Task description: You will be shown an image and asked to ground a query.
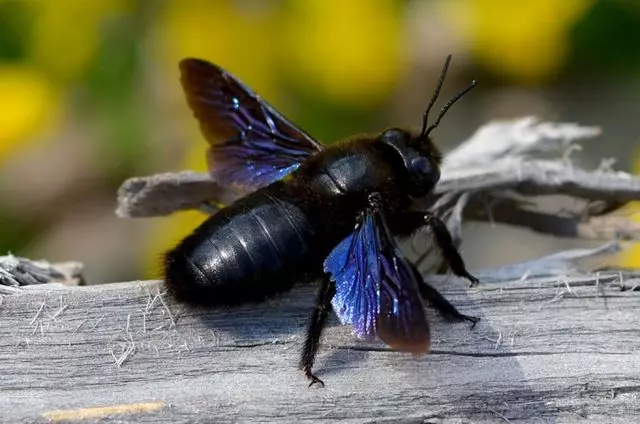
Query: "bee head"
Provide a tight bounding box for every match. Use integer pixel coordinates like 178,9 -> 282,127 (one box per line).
379,127 -> 441,197
378,55 -> 476,197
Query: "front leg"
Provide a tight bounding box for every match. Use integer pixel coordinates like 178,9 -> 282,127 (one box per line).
392,211 -> 479,287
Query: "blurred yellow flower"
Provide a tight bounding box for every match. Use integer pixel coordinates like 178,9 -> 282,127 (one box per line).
0,65 -> 58,161
283,0 -> 403,104
619,150 -> 640,268
29,0 -> 133,82
158,0 -> 279,99
443,0 -> 595,82
620,217 -> 640,266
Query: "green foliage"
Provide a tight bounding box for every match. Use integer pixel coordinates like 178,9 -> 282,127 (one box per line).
568,1 -> 640,75
84,10 -> 148,182
0,2 -> 31,61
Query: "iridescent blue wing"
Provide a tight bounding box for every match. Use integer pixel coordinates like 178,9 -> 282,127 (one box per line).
324,208 -> 430,354
180,59 -> 323,190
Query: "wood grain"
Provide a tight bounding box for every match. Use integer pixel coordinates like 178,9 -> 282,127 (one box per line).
1,273 -> 639,423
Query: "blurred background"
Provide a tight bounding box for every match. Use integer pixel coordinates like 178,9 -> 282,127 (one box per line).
0,0 -> 639,284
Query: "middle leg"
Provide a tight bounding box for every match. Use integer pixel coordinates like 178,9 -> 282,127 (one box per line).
392,210 -> 479,286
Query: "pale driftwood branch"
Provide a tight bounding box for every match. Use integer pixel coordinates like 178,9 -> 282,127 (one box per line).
0,255 -> 84,288
473,241 -> 622,282
463,198 -> 640,240
443,116 -> 602,167
1,271 -> 639,423
437,159 -> 640,202
116,171 -> 239,218
114,118 -> 640,244
116,160 -> 640,218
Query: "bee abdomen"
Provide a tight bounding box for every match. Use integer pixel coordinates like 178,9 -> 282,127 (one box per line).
164,193 -> 315,306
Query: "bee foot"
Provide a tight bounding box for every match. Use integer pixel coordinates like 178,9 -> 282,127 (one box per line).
305,370 -> 325,388
464,314 -> 481,329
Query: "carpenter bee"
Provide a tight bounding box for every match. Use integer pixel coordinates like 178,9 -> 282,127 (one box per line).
164,55 -> 479,387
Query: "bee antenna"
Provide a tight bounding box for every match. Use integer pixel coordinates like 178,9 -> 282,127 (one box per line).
420,55 -> 451,138
420,55 -> 477,139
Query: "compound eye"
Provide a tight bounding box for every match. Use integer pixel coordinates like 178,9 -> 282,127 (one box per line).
380,128 -> 407,145
410,157 -> 431,174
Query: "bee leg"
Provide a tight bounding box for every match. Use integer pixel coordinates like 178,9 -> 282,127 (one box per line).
300,277 -> 336,388
390,211 -> 478,286
421,211 -> 479,287
408,263 -> 479,328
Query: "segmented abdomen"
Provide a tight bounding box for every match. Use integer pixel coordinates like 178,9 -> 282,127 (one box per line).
164,189 -> 315,306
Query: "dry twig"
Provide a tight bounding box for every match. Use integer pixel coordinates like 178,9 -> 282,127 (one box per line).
115,117 -> 640,246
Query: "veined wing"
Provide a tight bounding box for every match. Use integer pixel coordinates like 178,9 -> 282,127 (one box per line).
180,59 -> 323,190
324,205 -> 430,354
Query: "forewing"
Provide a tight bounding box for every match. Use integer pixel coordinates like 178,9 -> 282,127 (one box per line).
179,59 -> 323,189
324,210 -> 430,353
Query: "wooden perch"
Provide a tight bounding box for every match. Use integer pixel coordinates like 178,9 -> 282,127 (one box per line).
1,271 -> 639,423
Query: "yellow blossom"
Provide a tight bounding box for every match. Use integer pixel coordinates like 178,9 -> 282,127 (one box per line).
28,0 -> 133,82
157,0 -> 279,100
618,149 -> 640,268
282,0 -> 403,104
442,0 -> 595,82
0,65 -> 58,161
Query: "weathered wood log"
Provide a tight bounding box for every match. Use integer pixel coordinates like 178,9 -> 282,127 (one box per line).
1,270 -> 639,423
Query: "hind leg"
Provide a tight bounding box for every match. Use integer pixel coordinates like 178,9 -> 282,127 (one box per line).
300,276 -> 335,387
408,263 -> 479,326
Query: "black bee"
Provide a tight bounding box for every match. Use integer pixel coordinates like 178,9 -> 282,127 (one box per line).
164,55 -> 479,387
